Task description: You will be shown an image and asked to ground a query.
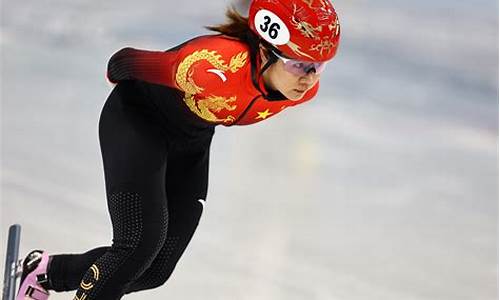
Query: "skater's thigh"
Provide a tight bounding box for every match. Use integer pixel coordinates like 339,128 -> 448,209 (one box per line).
165,142 -> 212,234
166,143 -> 211,206
98,81 -> 169,186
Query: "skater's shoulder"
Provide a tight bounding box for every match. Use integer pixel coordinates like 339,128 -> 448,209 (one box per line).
177,34 -> 250,58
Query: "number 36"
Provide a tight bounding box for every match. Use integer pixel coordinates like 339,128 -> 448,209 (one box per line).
260,15 -> 281,39
254,9 -> 290,45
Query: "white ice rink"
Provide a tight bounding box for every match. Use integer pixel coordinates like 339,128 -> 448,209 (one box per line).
2,0 -> 498,299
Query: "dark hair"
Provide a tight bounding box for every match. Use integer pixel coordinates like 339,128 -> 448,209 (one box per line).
205,6 -> 276,94
205,6 -> 252,41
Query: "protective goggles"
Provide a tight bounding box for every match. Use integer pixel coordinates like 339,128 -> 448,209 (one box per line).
270,49 -> 328,76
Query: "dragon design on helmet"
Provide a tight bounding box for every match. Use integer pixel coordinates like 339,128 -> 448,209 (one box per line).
302,0 -> 331,10
291,4 -> 322,40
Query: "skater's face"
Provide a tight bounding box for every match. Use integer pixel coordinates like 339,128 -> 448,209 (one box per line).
259,45 -> 321,101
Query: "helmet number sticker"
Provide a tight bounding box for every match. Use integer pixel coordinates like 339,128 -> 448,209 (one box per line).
254,9 -> 290,45
260,16 -> 280,39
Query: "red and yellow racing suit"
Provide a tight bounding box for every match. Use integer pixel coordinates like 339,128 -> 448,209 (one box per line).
106,34 -> 319,127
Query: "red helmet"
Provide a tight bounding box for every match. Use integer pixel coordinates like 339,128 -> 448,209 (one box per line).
249,0 -> 340,62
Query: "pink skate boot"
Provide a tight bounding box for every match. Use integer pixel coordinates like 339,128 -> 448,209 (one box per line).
16,250 -> 51,300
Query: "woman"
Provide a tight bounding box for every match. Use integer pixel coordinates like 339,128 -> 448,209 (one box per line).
16,0 -> 340,299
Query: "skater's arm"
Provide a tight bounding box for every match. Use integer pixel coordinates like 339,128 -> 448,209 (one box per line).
106,47 -> 179,88
105,46 -> 223,96
106,45 -> 229,97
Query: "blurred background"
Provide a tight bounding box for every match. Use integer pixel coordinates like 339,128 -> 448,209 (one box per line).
1,0 -> 498,299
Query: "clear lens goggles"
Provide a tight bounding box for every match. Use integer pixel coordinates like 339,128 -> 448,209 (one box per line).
271,49 -> 328,76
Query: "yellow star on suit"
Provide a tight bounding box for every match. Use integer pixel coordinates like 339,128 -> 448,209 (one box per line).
256,109 -> 274,120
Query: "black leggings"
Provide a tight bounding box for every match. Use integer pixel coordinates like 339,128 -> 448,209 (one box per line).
46,81 -> 214,299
